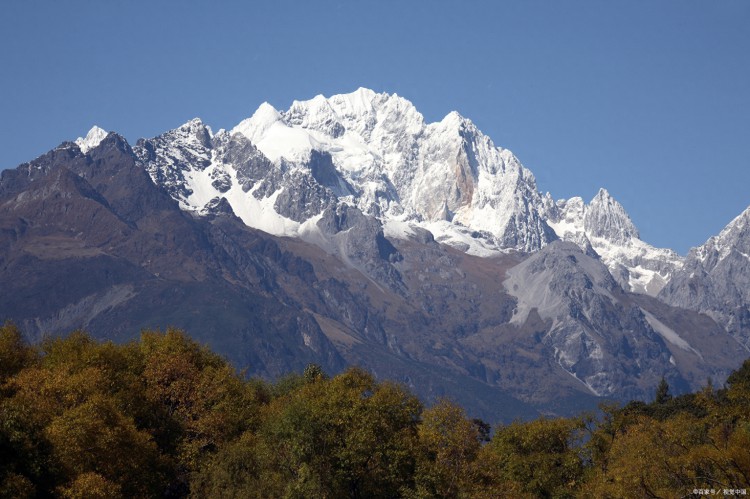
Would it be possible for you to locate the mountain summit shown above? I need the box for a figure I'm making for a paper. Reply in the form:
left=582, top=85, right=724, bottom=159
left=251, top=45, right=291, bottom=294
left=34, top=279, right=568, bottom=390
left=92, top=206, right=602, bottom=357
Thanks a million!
left=660, top=205, right=750, bottom=347
left=75, top=125, right=108, bottom=153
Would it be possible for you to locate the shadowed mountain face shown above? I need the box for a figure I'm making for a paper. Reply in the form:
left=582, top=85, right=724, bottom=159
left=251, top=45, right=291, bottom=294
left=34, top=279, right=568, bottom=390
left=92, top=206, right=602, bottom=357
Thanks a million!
left=2, top=114, right=749, bottom=421
left=0, top=136, right=346, bottom=379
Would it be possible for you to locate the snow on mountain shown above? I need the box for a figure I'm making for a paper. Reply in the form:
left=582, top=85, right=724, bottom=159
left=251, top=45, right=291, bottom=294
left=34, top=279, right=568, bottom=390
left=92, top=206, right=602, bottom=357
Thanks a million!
left=133, top=88, right=689, bottom=284
left=12, top=88, right=750, bottom=408
left=230, top=88, right=554, bottom=253
left=135, top=118, right=213, bottom=208
left=546, top=188, right=683, bottom=295
left=134, top=117, right=314, bottom=238
left=75, top=126, right=108, bottom=153
left=584, top=188, right=639, bottom=244
left=693, top=204, right=750, bottom=269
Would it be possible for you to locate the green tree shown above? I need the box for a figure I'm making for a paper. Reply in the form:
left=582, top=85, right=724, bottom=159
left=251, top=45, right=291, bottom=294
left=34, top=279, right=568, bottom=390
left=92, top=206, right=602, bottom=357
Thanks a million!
left=58, top=472, right=123, bottom=499
left=303, top=363, right=328, bottom=383
left=1, top=331, right=170, bottom=496
left=139, top=329, right=263, bottom=484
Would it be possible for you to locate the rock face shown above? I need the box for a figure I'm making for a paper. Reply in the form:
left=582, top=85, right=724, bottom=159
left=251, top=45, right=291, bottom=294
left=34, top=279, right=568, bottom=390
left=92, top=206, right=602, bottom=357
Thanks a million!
left=0, top=134, right=347, bottom=380
left=1, top=89, right=748, bottom=420
left=659, top=206, right=750, bottom=348
left=503, top=241, right=735, bottom=400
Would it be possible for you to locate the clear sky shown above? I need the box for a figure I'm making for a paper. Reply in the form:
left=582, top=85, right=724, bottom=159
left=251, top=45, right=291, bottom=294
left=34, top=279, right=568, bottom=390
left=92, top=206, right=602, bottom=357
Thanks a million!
left=1, top=0, right=748, bottom=254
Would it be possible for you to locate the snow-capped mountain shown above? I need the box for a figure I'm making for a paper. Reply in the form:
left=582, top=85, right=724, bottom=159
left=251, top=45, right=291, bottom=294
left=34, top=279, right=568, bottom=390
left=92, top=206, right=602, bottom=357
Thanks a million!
left=545, top=189, right=683, bottom=295
left=136, top=88, right=555, bottom=255
left=130, top=89, right=685, bottom=292
left=693, top=205, right=750, bottom=272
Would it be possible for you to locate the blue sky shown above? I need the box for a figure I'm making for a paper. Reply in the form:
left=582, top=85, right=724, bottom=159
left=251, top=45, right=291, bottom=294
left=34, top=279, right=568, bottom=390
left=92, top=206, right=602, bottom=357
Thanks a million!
left=1, top=1, right=748, bottom=254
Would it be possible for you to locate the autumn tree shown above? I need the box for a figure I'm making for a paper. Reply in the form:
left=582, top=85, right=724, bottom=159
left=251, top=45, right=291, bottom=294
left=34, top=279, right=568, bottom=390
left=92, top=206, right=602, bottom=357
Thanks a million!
left=0, top=322, right=36, bottom=383
left=409, top=399, right=480, bottom=498
left=259, top=368, right=421, bottom=498
left=478, top=417, right=586, bottom=498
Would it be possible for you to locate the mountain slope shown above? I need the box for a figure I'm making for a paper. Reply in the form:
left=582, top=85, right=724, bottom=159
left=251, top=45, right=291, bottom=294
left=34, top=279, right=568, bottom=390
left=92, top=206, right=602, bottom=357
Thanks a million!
left=0, top=135, right=346, bottom=377
left=503, top=241, right=738, bottom=399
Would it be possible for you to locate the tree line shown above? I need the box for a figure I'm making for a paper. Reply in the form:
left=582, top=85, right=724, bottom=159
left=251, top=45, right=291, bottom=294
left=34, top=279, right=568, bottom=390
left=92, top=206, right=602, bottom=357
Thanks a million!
left=1, top=322, right=749, bottom=498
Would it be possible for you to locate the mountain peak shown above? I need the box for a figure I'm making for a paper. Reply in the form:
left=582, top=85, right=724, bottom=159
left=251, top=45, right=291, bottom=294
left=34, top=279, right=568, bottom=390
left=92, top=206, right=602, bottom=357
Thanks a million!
left=325, top=88, right=379, bottom=118
left=441, top=110, right=467, bottom=125
left=232, top=102, right=284, bottom=148
left=182, top=117, right=205, bottom=128
left=694, top=204, right=750, bottom=265
left=253, top=102, right=282, bottom=122
left=545, top=189, right=682, bottom=295
left=353, top=86, right=377, bottom=97
left=719, top=204, right=750, bottom=238
left=75, top=126, right=108, bottom=153
left=165, top=117, right=212, bottom=149
left=585, top=188, right=639, bottom=243
left=343, top=86, right=378, bottom=105
left=593, top=187, right=612, bottom=201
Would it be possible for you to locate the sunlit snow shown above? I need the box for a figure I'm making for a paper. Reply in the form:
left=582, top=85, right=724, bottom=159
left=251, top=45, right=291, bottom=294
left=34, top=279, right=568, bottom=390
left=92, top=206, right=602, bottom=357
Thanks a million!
left=75, top=126, right=108, bottom=153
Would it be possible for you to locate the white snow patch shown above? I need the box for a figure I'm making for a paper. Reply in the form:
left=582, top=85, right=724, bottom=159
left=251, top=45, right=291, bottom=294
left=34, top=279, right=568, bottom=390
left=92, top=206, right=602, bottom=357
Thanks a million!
left=184, top=166, right=219, bottom=209
left=547, top=219, right=581, bottom=240
left=297, top=213, right=335, bottom=252
left=589, top=342, right=604, bottom=360
left=75, top=126, right=108, bottom=153
left=176, top=151, right=302, bottom=237
left=383, top=219, right=417, bottom=241
left=422, top=220, right=506, bottom=257
left=229, top=185, right=300, bottom=237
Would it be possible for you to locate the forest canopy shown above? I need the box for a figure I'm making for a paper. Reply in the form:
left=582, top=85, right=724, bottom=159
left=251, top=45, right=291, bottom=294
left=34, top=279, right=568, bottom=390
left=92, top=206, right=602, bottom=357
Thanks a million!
left=1, top=322, right=748, bottom=498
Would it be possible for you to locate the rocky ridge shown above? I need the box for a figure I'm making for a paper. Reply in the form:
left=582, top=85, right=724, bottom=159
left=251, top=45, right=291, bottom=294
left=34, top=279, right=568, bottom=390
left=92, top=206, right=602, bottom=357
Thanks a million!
left=659, top=206, right=750, bottom=348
